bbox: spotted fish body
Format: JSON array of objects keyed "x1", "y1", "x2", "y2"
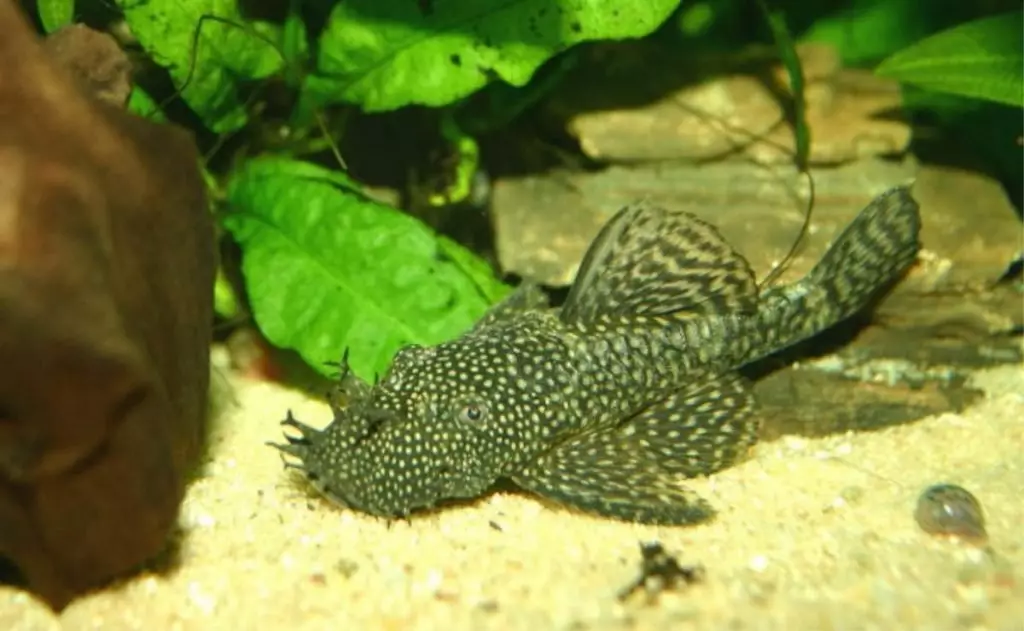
[{"x1": 274, "y1": 187, "x2": 921, "y2": 524}]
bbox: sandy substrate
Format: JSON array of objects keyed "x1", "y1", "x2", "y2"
[{"x1": 2, "y1": 355, "x2": 1022, "y2": 631}]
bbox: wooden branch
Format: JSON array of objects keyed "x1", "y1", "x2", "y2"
[{"x1": 0, "y1": 3, "x2": 215, "y2": 610}]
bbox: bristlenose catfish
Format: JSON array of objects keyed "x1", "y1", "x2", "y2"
[{"x1": 272, "y1": 186, "x2": 921, "y2": 525}]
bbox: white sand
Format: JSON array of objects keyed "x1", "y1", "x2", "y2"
[{"x1": 2, "y1": 355, "x2": 1021, "y2": 631}]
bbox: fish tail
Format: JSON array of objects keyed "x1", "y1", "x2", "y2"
[
  {"x1": 808, "y1": 186, "x2": 920, "y2": 299},
  {"x1": 758, "y1": 186, "x2": 921, "y2": 347}
]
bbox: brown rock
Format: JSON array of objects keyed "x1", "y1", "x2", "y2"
[
  {"x1": 493, "y1": 157, "x2": 921, "y2": 287},
  {"x1": 0, "y1": 6, "x2": 215, "y2": 609},
  {"x1": 547, "y1": 42, "x2": 910, "y2": 165},
  {"x1": 41, "y1": 24, "x2": 133, "y2": 108},
  {"x1": 492, "y1": 157, "x2": 1021, "y2": 297}
]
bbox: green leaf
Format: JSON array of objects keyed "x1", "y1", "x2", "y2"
[
  {"x1": 126, "y1": 85, "x2": 167, "y2": 121},
  {"x1": 876, "y1": 11, "x2": 1024, "y2": 108},
  {"x1": 435, "y1": 236, "x2": 511, "y2": 305},
  {"x1": 758, "y1": 3, "x2": 810, "y2": 172},
  {"x1": 676, "y1": 2, "x2": 714, "y2": 37},
  {"x1": 429, "y1": 113, "x2": 479, "y2": 206},
  {"x1": 213, "y1": 266, "x2": 241, "y2": 319},
  {"x1": 456, "y1": 48, "x2": 579, "y2": 134},
  {"x1": 280, "y1": 0, "x2": 309, "y2": 88},
  {"x1": 222, "y1": 157, "x2": 505, "y2": 380},
  {"x1": 800, "y1": 0, "x2": 938, "y2": 66},
  {"x1": 115, "y1": 0, "x2": 285, "y2": 132},
  {"x1": 38, "y1": 0, "x2": 74, "y2": 33},
  {"x1": 305, "y1": 0, "x2": 681, "y2": 112}
]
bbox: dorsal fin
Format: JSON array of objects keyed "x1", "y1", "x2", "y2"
[
  {"x1": 471, "y1": 281, "x2": 549, "y2": 332},
  {"x1": 560, "y1": 203, "x2": 759, "y2": 326}
]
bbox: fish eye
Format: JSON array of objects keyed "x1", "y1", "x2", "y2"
[{"x1": 455, "y1": 400, "x2": 488, "y2": 425}]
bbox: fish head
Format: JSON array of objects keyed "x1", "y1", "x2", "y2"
[{"x1": 280, "y1": 324, "x2": 574, "y2": 518}]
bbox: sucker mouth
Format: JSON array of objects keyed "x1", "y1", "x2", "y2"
[
  {"x1": 306, "y1": 473, "x2": 362, "y2": 513},
  {"x1": 269, "y1": 389, "x2": 454, "y2": 520},
  {"x1": 267, "y1": 410, "x2": 317, "y2": 462},
  {"x1": 266, "y1": 408, "x2": 409, "y2": 519},
  {"x1": 266, "y1": 415, "x2": 363, "y2": 512}
]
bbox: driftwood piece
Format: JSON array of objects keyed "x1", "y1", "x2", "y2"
[
  {"x1": 41, "y1": 23, "x2": 133, "y2": 108},
  {"x1": 0, "y1": 5, "x2": 215, "y2": 609}
]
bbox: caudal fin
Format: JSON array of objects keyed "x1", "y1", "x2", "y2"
[
  {"x1": 757, "y1": 185, "x2": 921, "y2": 348},
  {"x1": 804, "y1": 186, "x2": 921, "y2": 303}
]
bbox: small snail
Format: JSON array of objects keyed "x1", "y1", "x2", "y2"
[{"x1": 914, "y1": 483, "x2": 987, "y2": 543}]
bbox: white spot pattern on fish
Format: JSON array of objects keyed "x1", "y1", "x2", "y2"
[{"x1": 271, "y1": 187, "x2": 922, "y2": 524}]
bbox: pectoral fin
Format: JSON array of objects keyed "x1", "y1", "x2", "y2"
[
  {"x1": 512, "y1": 443, "x2": 716, "y2": 525},
  {"x1": 511, "y1": 374, "x2": 758, "y2": 525}
]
